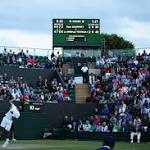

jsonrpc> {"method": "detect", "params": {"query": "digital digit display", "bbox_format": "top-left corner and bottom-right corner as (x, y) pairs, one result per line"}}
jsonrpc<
(53, 19), (101, 47)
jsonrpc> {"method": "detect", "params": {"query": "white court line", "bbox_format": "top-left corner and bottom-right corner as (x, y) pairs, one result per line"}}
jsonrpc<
(1, 144), (89, 149)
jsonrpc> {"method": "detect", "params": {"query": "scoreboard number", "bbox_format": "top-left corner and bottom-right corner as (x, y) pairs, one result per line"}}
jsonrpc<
(53, 19), (100, 47)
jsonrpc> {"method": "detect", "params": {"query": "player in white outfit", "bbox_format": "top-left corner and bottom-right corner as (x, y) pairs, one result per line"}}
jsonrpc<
(0, 100), (20, 147)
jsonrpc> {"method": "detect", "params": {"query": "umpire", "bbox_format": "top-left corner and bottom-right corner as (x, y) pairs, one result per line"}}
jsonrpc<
(96, 136), (115, 150)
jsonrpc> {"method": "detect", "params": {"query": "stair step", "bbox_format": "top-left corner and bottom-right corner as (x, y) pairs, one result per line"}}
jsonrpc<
(75, 83), (90, 103)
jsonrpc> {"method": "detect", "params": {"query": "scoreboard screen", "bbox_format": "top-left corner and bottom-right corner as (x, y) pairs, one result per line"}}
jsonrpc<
(53, 19), (101, 47)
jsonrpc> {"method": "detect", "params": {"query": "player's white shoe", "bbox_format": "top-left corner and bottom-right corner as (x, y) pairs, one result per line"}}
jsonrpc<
(12, 138), (17, 141)
(2, 141), (9, 148)
(130, 140), (133, 143)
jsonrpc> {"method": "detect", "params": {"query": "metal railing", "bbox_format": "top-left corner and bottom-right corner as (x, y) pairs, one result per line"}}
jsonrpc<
(0, 46), (50, 57)
(0, 46), (150, 58)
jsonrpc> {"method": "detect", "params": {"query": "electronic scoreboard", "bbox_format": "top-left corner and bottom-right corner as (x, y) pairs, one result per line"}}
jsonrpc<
(53, 19), (101, 48)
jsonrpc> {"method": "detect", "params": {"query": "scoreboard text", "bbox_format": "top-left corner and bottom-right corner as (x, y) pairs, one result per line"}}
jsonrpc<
(53, 19), (101, 47)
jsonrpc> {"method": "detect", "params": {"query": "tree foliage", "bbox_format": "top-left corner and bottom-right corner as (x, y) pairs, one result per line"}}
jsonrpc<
(100, 33), (134, 49)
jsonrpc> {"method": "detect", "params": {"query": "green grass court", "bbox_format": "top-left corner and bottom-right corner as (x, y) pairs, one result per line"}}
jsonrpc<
(0, 140), (149, 150)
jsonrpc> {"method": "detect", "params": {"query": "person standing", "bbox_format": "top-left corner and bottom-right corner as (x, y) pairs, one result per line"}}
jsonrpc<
(81, 63), (88, 83)
(0, 100), (20, 147)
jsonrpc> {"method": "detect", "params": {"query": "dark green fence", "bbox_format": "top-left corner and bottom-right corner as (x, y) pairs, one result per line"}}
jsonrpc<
(50, 130), (150, 142)
(15, 112), (47, 140)
(0, 101), (150, 141)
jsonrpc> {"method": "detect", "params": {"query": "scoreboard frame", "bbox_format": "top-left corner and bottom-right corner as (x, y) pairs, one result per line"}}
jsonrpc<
(52, 18), (101, 48)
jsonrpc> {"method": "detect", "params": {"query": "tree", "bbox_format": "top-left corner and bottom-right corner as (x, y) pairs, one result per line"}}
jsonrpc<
(100, 33), (134, 49)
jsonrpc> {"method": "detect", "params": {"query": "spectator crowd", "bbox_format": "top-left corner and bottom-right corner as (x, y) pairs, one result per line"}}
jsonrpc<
(62, 104), (149, 133)
(0, 73), (74, 103)
(0, 48), (63, 72)
(0, 47), (150, 134)
(83, 51), (150, 133)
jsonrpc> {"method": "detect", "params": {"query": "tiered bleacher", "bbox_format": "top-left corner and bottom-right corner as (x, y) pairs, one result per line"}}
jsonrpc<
(0, 46), (150, 136)
(61, 50), (150, 134)
(0, 47), (75, 103)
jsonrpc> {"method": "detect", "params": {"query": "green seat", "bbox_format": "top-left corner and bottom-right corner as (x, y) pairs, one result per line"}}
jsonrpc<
(87, 57), (92, 62)
(92, 56), (96, 62)
(69, 90), (75, 95)
(66, 57), (71, 62)
(0, 60), (4, 65)
(34, 89), (41, 95)
(43, 89), (49, 94)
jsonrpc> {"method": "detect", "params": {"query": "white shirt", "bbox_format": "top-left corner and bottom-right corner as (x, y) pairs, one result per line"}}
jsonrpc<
(5, 110), (14, 120)
(89, 75), (95, 85)
(134, 60), (138, 65)
(5, 103), (20, 120)
(101, 125), (109, 132)
(83, 124), (91, 131)
(81, 66), (88, 73)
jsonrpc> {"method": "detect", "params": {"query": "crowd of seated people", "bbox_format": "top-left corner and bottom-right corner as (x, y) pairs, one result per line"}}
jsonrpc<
(0, 73), (74, 103)
(83, 51), (150, 133)
(0, 48), (63, 72)
(88, 51), (150, 103)
(61, 104), (149, 133)
(0, 73), (34, 101)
